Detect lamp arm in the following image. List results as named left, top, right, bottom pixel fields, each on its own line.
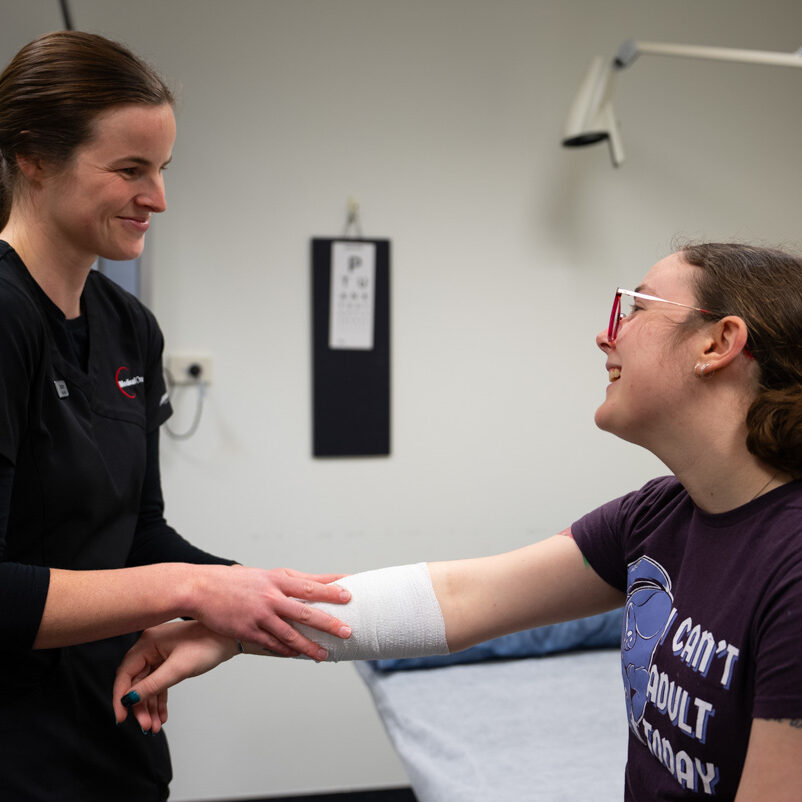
left=614, top=39, right=802, bottom=70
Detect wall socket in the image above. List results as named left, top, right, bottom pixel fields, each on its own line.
left=166, top=354, right=213, bottom=385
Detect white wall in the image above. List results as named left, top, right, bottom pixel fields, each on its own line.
left=4, top=1, right=802, bottom=798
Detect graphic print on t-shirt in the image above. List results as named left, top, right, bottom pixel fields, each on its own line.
left=623, top=557, right=674, bottom=735
left=623, top=555, right=741, bottom=795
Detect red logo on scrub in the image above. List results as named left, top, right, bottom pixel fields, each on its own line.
left=115, top=366, right=145, bottom=398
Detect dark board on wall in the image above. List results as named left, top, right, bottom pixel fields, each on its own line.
left=311, top=238, right=391, bottom=457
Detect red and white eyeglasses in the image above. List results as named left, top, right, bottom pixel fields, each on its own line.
left=607, top=288, right=714, bottom=343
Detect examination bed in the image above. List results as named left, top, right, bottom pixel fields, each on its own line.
left=356, top=611, right=627, bottom=801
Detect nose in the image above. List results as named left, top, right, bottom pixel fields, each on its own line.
left=596, top=327, right=612, bottom=352
left=138, top=173, right=167, bottom=214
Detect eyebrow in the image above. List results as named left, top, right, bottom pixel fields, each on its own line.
left=113, top=155, right=173, bottom=167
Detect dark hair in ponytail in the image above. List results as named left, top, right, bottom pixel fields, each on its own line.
left=681, top=242, right=802, bottom=476
left=0, top=31, right=173, bottom=229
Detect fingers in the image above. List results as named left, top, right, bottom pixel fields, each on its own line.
left=246, top=605, right=352, bottom=662
left=118, top=623, right=240, bottom=710
left=120, top=687, right=167, bottom=735
left=245, top=629, right=300, bottom=658
left=114, top=664, right=163, bottom=734
left=141, top=689, right=168, bottom=735
left=117, top=658, right=187, bottom=731
left=192, top=565, right=354, bottom=661
left=284, top=598, right=352, bottom=640
left=113, top=650, right=151, bottom=724
left=140, top=671, right=166, bottom=734
left=224, top=568, right=353, bottom=660
left=278, top=570, right=352, bottom=605
left=242, top=614, right=329, bottom=661
left=157, top=689, right=169, bottom=729
left=116, top=668, right=162, bottom=732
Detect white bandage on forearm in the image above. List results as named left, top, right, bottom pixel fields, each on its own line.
left=294, top=563, right=449, bottom=662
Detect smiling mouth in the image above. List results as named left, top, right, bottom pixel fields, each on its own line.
left=608, top=368, right=621, bottom=382
left=118, top=216, right=150, bottom=232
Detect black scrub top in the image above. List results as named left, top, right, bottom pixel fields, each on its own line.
left=0, top=241, right=174, bottom=800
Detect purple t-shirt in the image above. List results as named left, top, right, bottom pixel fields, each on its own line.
left=573, top=476, right=802, bottom=801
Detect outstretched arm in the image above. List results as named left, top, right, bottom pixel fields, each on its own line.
left=38, top=562, right=351, bottom=658
left=113, top=532, right=624, bottom=730
left=0, top=441, right=352, bottom=660
left=290, top=532, right=622, bottom=656
left=431, top=531, right=622, bottom=651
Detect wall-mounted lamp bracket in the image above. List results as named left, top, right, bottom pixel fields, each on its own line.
left=563, top=39, right=802, bottom=167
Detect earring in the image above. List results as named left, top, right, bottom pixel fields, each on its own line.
left=694, top=362, right=714, bottom=378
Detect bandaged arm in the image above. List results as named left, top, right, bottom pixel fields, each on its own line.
left=114, top=535, right=626, bottom=733
left=243, top=563, right=450, bottom=661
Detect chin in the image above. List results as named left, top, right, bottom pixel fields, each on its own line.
left=100, top=240, right=146, bottom=262
left=594, top=401, right=613, bottom=433
left=594, top=403, right=629, bottom=440
left=594, top=407, right=647, bottom=450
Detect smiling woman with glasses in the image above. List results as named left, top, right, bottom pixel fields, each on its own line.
left=114, top=242, right=802, bottom=802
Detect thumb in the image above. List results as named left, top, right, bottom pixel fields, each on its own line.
left=116, top=665, right=176, bottom=734
left=119, top=661, right=181, bottom=711
left=113, top=623, right=239, bottom=725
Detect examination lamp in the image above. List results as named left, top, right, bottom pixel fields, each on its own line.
left=562, top=39, right=802, bottom=167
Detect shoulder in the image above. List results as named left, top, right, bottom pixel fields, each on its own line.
left=716, top=482, right=802, bottom=560
left=87, top=270, right=151, bottom=318
left=751, top=482, right=802, bottom=579
left=577, top=476, right=687, bottom=535
left=766, top=479, right=802, bottom=512
left=570, top=476, right=687, bottom=591
left=0, top=247, right=47, bottom=344
left=624, top=475, right=686, bottom=508
left=86, top=271, right=164, bottom=344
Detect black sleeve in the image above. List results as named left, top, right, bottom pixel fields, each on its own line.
left=126, top=429, right=235, bottom=567
left=0, top=457, right=50, bottom=650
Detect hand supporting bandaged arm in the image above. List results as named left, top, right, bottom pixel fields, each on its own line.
left=244, top=563, right=450, bottom=661
left=113, top=536, right=618, bottom=734
left=112, top=562, right=453, bottom=733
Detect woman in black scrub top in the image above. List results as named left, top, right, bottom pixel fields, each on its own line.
left=0, top=31, right=351, bottom=801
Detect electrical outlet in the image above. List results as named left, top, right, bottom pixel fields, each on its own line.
left=166, top=354, right=213, bottom=385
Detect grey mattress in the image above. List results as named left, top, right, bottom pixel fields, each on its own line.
left=356, top=648, right=627, bottom=801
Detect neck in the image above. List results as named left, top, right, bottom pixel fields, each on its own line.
left=662, top=433, right=789, bottom=513
left=1, top=216, right=91, bottom=319
left=620, top=368, right=794, bottom=513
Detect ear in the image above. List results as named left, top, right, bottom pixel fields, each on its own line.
left=14, top=152, right=47, bottom=182
left=17, top=154, right=42, bottom=181
left=699, top=316, right=750, bottom=373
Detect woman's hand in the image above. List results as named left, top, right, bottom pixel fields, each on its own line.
left=113, top=620, right=238, bottom=733
left=189, top=565, right=352, bottom=660
left=35, top=564, right=351, bottom=656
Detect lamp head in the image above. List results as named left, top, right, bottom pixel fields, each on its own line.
left=562, top=56, right=625, bottom=167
